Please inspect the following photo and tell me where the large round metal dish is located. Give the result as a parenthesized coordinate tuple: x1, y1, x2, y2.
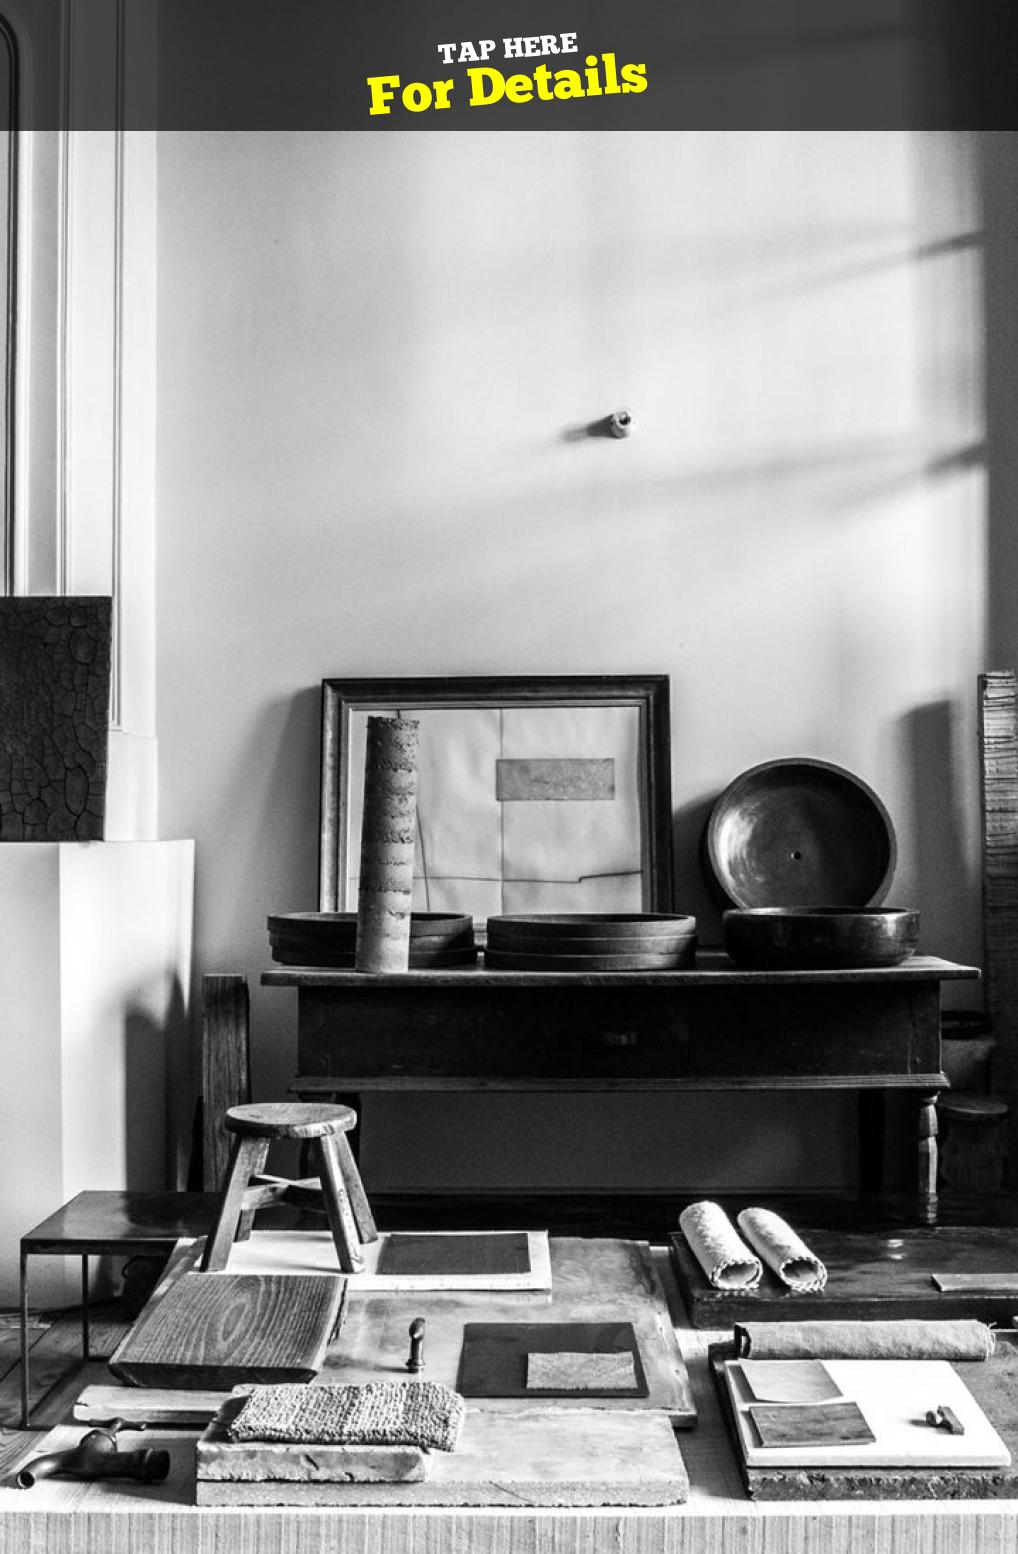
(705, 758, 896, 908)
(723, 907, 919, 970)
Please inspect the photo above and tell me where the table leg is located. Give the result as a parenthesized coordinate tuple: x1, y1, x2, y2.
(918, 1091, 940, 1225)
(858, 1091, 886, 1195)
(19, 1245, 29, 1428)
(81, 1255, 90, 1360)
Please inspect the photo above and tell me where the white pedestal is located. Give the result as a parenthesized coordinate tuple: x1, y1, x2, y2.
(0, 841, 194, 1305)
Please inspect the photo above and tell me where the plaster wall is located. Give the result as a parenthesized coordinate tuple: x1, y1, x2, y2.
(155, 131, 985, 1193)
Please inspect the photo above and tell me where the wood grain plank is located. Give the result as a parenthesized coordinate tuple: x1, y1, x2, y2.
(202, 975, 251, 1193)
(980, 673, 1018, 1100)
(109, 1272, 345, 1388)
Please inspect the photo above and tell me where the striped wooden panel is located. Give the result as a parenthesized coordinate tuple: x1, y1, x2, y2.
(978, 672, 1018, 1091)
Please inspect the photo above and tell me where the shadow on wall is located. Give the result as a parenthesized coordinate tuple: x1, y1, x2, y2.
(216, 686, 323, 1105)
(672, 791, 727, 947)
(980, 132, 1018, 671)
(123, 975, 190, 1190)
(899, 700, 974, 960)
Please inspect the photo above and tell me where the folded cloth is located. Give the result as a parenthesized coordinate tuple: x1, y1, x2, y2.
(734, 1318, 995, 1361)
(227, 1382, 465, 1452)
(679, 1200, 763, 1291)
(736, 1207, 827, 1293)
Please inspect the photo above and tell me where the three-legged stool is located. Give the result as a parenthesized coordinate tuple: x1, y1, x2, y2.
(199, 1102, 377, 1274)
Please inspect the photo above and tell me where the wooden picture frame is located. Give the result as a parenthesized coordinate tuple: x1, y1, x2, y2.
(319, 675, 673, 918)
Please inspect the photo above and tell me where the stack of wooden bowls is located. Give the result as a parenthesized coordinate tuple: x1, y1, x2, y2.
(484, 913, 698, 971)
(267, 912, 477, 968)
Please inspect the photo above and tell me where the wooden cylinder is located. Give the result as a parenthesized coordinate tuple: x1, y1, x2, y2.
(938, 1092, 1010, 1194)
(355, 716, 419, 973)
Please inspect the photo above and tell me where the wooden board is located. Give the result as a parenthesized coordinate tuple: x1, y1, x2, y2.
(671, 1225, 1018, 1327)
(979, 670, 1018, 1095)
(710, 1334, 1018, 1499)
(725, 1360, 1010, 1468)
(109, 1271, 345, 1388)
(195, 1406, 688, 1507)
(222, 1228, 553, 1292)
(323, 1238, 696, 1428)
(458, 1321, 648, 1398)
(74, 1384, 230, 1426)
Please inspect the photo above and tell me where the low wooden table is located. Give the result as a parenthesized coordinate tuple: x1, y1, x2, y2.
(265, 953, 978, 1221)
(3, 1247, 1018, 1549)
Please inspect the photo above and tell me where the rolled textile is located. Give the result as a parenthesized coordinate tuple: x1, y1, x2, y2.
(679, 1200, 763, 1291)
(734, 1318, 995, 1361)
(737, 1207, 827, 1293)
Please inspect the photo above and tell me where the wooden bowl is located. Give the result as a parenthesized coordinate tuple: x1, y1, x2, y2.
(705, 758, 896, 908)
(485, 913, 697, 972)
(723, 908, 919, 970)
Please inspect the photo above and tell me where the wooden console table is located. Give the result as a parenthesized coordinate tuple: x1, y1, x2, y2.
(263, 954, 978, 1221)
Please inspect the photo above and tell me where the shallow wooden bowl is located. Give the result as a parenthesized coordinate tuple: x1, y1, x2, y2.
(705, 758, 896, 908)
(723, 907, 919, 970)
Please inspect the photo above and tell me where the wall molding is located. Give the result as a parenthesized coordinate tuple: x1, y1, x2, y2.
(0, 14, 17, 596)
(8, 0, 158, 834)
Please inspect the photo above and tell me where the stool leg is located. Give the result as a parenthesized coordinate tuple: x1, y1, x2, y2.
(315, 1135, 364, 1273)
(200, 1135, 270, 1272)
(333, 1130, 378, 1244)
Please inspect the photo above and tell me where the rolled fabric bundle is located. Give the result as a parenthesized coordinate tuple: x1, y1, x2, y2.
(734, 1318, 995, 1361)
(736, 1207, 827, 1293)
(679, 1200, 763, 1291)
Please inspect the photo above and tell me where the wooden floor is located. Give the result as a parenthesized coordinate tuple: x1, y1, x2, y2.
(0, 1306, 132, 1472)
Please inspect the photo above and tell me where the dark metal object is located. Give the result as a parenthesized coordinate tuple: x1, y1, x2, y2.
(705, 758, 897, 909)
(671, 1223, 1018, 1329)
(17, 1420, 170, 1489)
(406, 1317, 426, 1373)
(926, 1404, 965, 1435)
(723, 908, 920, 970)
(18, 1190, 220, 1428)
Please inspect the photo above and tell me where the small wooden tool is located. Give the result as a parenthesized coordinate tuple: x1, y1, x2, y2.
(925, 1404, 965, 1435)
(406, 1317, 426, 1373)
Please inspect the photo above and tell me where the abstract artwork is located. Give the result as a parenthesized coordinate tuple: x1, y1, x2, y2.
(0, 597, 112, 840)
(319, 676, 673, 920)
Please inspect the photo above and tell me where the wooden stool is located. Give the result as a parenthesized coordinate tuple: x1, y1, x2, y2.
(937, 1092, 1010, 1194)
(199, 1103, 377, 1274)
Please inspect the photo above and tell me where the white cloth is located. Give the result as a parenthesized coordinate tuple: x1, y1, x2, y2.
(679, 1200, 763, 1291)
(737, 1207, 828, 1293)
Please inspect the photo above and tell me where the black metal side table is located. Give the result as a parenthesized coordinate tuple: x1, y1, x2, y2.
(19, 1190, 218, 1426)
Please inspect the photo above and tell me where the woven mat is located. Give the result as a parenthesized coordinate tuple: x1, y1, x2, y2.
(228, 1381, 465, 1452)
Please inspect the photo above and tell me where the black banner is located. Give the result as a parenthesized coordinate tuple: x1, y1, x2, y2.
(6, 0, 1018, 130)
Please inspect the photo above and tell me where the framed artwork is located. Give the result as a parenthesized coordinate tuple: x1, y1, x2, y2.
(319, 675, 673, 919)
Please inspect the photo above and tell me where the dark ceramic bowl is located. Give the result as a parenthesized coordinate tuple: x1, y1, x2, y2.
(723, 907, 919, 970)
(705, 758, 896, 908)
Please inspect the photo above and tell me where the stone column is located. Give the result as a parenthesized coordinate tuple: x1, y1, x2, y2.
(355, 717, 419, 973)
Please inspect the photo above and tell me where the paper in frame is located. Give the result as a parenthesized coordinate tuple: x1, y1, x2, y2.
(318, 675, 673, 921)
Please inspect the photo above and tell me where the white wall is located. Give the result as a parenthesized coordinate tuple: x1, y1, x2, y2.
(155, 131, 985, 1193)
